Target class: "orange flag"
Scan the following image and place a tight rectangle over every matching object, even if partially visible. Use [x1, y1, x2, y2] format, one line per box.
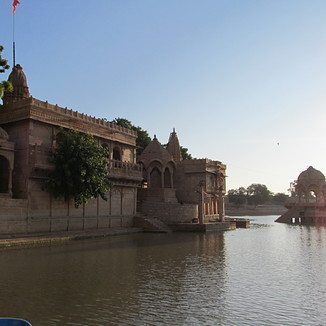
[12, 0, 20, 15]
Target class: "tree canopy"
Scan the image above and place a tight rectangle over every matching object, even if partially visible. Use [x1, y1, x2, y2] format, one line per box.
[227, 184, 288, 207]
[227, 187, 247, 206]
[180, 146, 193, 160]
[0, 45, 13, 99]
[46, 128, 112, 207]
[246, 183, 272, 206]
[113, 118, 151, 157]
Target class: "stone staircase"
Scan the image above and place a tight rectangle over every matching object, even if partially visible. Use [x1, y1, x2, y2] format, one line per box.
[134, 215, 172, 233]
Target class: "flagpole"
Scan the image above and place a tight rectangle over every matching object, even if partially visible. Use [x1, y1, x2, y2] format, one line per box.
[12, 10, 16, 67]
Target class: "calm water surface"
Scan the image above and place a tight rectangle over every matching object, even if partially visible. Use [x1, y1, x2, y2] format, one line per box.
[0, 216, 326, 325]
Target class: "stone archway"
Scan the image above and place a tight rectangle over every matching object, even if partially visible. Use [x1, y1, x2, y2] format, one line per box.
[0, 155, 10, 193]
[164, 167, 172, 188]
[150, 167, 162, 188]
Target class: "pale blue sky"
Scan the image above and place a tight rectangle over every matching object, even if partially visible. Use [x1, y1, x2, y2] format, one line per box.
[1, 0, 326, 194]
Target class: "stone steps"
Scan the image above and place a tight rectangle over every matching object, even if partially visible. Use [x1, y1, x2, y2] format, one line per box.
[134, 215, 172, 233]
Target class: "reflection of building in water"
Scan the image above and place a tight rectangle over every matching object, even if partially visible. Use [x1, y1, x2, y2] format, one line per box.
[137, 130, 227, 224]
[276, 166, 326, 225]
[0, 64, 142, 235]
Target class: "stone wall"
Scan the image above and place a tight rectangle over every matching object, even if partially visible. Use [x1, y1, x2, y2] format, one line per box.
[0, 184, 137, 236]
[141, 200, 197, 223]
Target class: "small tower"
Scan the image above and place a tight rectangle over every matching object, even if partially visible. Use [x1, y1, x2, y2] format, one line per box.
[166, 128, 182, 162]
[3, 64, 30, 105]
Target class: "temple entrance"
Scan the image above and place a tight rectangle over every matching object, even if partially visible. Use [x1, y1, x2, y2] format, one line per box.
[0, 156, 9, 193]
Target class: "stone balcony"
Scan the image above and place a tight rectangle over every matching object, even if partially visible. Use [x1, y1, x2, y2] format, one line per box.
[29, 146, 143, 184]
[107, 159, 143, 184]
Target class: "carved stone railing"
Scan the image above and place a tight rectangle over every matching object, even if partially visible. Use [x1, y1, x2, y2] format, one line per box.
[28, 146, 143, 181]
[107, 159, 143, 180]
[30, 97, 137, 137]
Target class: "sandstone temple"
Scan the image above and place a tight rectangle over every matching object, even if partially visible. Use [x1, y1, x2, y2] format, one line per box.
[0, 64, 227, 235]
[276, 166, 326, 225]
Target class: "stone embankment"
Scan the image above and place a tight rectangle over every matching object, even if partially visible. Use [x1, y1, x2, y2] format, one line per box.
[0, 227, 143, 249]
[225, 204, 286, 216]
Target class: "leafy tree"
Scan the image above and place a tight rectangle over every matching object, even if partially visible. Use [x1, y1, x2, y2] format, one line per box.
[227, 187, 247, 206]
[0, 45, 13, 98]
[246, 183, 271, 207]
[46, 128, 112, 207]
[272, 192, 289, 204]
[113, 118, 151, 157]
[180, 146, 193, 160]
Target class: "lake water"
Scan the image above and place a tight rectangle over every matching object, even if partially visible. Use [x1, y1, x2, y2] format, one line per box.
[0, 216, 326, 326]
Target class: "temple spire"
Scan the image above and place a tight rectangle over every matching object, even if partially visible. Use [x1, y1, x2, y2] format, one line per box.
[167, 128, 182, 162]
[3, 64, 30, 105]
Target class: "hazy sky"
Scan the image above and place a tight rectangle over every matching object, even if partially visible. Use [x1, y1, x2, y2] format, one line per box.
[1, 0, 326, 194]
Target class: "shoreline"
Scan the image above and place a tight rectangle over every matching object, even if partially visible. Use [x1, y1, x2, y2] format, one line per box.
[0, 227, 143, 249]
[0, 207, 285, 249]
[225, 204, 286, 216]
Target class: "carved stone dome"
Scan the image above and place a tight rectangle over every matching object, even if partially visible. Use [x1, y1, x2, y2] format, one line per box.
[0, 127, 9, 140]
[138, 135, 173, 168]
[297, 166, 325, 185]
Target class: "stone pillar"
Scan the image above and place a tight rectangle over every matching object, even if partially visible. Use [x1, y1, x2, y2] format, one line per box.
[8, 167, 13, 196]
[218, 190, 225, 221]
[198, 186, 205, 224]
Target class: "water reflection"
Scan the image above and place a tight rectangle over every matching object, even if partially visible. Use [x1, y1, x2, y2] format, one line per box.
[0, 233, 227, 326]
[0, 218, 326, 325]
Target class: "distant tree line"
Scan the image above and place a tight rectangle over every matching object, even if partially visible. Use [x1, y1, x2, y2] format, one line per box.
[227, 184, 289, 207]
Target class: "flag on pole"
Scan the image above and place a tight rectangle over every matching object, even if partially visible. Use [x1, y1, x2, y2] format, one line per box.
[12, 0, 20, 15]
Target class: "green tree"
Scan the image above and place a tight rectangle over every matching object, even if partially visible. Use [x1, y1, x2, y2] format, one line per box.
[46, 128, 112, 207]
[246, 183, 271, 207]
[180, 146, 193, 160]
[113, 118, 151, 157]
[227, 187, 247, 206]
[0, 45, 13, 98]
[272, 192, 289, 204]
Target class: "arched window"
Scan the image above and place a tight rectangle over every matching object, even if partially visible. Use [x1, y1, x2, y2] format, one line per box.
[0, 155, 9, 193]
[113, 146, 121, 161]
[150, 167, 162, 188]
[298, 190, 306, 203]
[309, 190, 318, 203]
[164, 167, 172, 188]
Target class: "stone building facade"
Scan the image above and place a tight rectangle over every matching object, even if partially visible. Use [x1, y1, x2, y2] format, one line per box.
[0, 64, 142, 235]
[0, 64, 228, 235]
[137, 129, 227, 224]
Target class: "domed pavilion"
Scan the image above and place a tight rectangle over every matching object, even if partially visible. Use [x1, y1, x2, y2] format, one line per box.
[276, 166, 326, 224]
